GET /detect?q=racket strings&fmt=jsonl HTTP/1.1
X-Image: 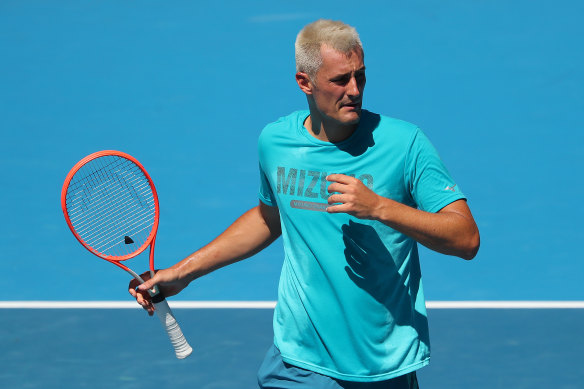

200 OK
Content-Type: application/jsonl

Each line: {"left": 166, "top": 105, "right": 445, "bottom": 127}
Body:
{"left": 93, "top": 211, "right": 154, "bottom": 254}
{"left": 70, "top": 157, "right": 125, "bottom": 212}
{"left": 69, "top": 175, "right": 152, "bottom": 234}
{"left": 78, "top": 157, "right": 154, "bottom": 256}
{"left": 70, "top": 159, "right": 154, "bottom": 257}
{"left": 65, "top": 156, "right": 156, "bottom": 258}
{"left": 68, "top": 174, "right": 148, "bottom": 220}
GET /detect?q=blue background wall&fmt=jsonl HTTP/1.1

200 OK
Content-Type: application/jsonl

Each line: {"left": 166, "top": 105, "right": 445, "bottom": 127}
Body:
{"left": 1, "top": 0, "right": 582, "bottom": 301}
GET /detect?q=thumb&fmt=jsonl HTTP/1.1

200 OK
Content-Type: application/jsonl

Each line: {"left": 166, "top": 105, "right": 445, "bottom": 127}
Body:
{"left": 138, "top": 275, "right": 158, "bottom": 291}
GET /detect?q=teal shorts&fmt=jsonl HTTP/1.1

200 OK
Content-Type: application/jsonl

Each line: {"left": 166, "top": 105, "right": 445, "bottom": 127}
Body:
{"left": 257, "top": 344, "right": 420, "bottom": 389}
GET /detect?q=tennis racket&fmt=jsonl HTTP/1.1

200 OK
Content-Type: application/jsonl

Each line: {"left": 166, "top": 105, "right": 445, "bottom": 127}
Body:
{"left": 61, "top": 150, "right": 193, "bottom": 359}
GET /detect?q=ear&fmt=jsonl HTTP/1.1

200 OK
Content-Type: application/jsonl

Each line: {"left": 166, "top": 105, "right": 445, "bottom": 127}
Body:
{"left": 295, "top": 72, "right": 313, "bottom": 95}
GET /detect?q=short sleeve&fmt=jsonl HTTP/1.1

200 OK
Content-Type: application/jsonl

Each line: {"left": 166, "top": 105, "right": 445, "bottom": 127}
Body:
{"left": 404, "top": 128, "right": 466, "bottom": 213}
{"left": 258, "top": 162, "right": 276, "bottom": 206}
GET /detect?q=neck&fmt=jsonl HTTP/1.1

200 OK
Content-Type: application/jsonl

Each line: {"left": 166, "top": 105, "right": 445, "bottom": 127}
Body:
{"left": 305, "top": 109, "right": 359, "bottom": 144}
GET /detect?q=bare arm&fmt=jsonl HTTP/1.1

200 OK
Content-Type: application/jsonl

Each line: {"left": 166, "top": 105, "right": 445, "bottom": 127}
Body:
{"left": 326, "top": 174, "right": 480, "bottom": 260}
{"left": 129, "top": 201, "right": 281, "bottom": 314}
{"left": 171, "top": 201, "right": 281, "bottom": 281}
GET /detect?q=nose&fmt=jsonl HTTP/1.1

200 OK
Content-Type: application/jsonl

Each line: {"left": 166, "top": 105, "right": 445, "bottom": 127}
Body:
{"left": 346, "top": 76, "right": 360, "bottom": 97}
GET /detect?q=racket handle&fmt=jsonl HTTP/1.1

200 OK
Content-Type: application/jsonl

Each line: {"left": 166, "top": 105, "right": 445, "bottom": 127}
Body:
{"left": 153, "top": 298, "right": 193, "bottom": 359}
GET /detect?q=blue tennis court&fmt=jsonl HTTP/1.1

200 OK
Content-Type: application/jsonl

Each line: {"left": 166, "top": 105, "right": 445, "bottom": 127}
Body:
{"left": 1, "top": 307, "right": 583, "bottom": 388}
{"left": 1, "top": 1, "right": 582, "bottom": 388}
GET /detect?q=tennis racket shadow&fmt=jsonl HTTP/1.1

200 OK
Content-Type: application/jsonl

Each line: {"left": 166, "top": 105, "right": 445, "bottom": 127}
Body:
{"left": 341, "top": 220, "right": 429, "bottom": 346}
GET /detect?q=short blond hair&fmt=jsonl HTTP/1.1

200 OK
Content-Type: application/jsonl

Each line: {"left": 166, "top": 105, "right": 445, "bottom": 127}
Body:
{"left": 295, "top": 19, "right": 363, "bottom": 81}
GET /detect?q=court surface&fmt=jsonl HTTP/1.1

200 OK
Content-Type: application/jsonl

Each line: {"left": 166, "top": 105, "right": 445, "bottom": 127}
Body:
{"left": 1, "top": 1, "right": 582, "bottom": 388}
{"left": 1, "top": 307, "right": 583, "bottom": 388}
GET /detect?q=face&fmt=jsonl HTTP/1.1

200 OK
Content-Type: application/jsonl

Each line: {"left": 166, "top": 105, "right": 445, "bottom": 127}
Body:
{"left": 303, "top": 44, "right": 366, "bottom": 126}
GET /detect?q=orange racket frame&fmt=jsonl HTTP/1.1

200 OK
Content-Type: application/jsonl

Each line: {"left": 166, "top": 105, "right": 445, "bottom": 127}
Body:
{"left": 61, "top": 150, "right": 160, "bottom": 275}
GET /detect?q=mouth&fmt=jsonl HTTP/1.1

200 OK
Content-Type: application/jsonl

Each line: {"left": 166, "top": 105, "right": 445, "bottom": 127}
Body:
{"left": 341, "top": 102, "right": 361, "bottom": 111}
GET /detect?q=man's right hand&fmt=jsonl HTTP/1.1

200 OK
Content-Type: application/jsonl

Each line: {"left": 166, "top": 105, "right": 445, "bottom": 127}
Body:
{"left": 128, "top": 268, "right": 190, "bottom": 316}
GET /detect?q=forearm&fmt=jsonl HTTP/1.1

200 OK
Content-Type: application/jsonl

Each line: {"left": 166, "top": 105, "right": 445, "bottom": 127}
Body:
{"left": 171, "top": 203, "right": 281, "bottom": 283}
{"left": 374, "top": 198, "right": 479, "bottom": 260}
{"left": 326, "top": 174, "right": 480, "bottom": 260}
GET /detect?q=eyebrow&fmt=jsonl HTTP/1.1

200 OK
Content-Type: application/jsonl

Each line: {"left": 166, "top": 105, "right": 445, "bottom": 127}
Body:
{"left": 331, "top": 66, "right": 366, "bottom": 79}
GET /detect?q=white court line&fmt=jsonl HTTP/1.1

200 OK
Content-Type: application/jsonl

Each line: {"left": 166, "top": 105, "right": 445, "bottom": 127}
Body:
{"left": 0, "top": 301, "right": 583, "bottom": 309}
{"left": 0, "top": 301, "right": 275, "bottom": 309}
{"left": 425, "top": 301, "right": 584, "bottom": 309}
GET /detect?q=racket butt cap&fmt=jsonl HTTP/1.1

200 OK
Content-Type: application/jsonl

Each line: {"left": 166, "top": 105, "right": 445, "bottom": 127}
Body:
{"left": 176, "top": 345, "right": 193, "bottom": 359}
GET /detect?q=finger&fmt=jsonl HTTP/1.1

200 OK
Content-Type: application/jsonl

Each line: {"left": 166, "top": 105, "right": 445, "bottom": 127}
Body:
{"left": 326, "top": 174, "right": 350, "bottom": 183}
{"left": 135, "top": 290, "right": 150, "bottom": 305}
{"left": 138, "top": 275, "right": 158, "bottom": 292}
{"left": 136, "top": 290, "right": 155, "bottom": 314}
{"left": 129, "top": 270, "right": 152, "bottom": 292}
{"left": 137, "top": 294, "right": 155, "bottom": 316}
{"left": 327, "top": 182, "right": 349, "bottom": 194}
{"left": 135, "top": 291, "right": 150, "bottom": 308}
{"left": 128, "top": 277, "right": 141, "bottom": 291}
{"left": 327, "top": 194, "right": 347, "bottom": 205}
{"left": 326, "top": 204, "right": 350, "bottom": 214}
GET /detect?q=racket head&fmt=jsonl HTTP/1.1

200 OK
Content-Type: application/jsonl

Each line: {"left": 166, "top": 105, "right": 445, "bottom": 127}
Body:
{"left": 61, "top": 150, "right": 159, "bottom": 263}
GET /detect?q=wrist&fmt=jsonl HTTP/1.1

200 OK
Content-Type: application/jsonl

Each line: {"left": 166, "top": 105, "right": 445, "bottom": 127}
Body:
{"left": 371, "top": 196, "right": 396, "bottom": 223}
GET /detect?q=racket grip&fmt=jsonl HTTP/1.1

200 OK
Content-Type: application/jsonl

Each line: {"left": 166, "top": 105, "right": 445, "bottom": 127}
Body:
{"left": 153, "top": 298, "right": 193, "bottom": 359}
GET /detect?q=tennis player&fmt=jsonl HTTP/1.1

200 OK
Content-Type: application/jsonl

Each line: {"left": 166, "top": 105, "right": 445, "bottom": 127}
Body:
{"left": 130, "top": 19, "right": 479, "bottom": 388}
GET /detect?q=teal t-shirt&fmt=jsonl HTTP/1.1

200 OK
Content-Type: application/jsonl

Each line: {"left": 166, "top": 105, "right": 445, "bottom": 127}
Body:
{"left": 258, "top": 110, "right": 465, "bottom": 382}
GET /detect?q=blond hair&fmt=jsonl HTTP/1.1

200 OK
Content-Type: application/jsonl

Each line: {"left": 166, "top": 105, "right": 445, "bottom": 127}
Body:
{"left": 295, "top": 19, "right": 363, "bottom": 81}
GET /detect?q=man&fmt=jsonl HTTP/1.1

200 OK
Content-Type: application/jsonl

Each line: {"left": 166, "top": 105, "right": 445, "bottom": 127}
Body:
{"left": 130, "top": 19, "right": 479, "bottom": 388}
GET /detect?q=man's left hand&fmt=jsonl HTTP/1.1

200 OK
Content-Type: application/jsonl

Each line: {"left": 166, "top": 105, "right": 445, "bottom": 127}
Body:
{"left": 326, "top": 174, "right": 381, "bottom": 219}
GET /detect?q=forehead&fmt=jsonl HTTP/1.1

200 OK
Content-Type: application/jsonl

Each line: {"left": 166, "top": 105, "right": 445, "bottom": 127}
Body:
{"left": 318, "top": 44, "right": 365, "bottom": 76}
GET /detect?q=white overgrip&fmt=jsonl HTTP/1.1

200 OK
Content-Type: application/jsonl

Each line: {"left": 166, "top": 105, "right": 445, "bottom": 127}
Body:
{"left": 153, "top": 299, "right": 193, "bottom": 359}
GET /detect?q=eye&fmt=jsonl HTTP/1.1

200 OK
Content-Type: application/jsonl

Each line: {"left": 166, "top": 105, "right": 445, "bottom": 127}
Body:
{"left": 331, "top": 76, "right": 350, "bottom": 86}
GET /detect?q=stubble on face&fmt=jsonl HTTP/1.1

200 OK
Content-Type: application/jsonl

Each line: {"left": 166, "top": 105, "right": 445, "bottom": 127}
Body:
{"left": 308, "top": 44, "right": 366, "bottom": 140}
